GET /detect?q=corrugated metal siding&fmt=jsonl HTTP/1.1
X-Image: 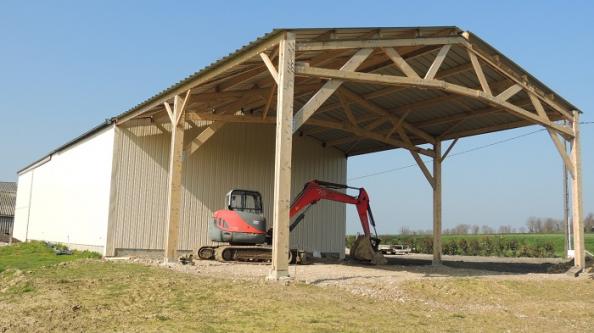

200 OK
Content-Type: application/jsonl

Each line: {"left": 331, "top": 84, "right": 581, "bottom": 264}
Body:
{"left": 0, "top": 216, "right": 13, "bottom": 236}
{"left": 0, "top": 182, "right": 16, "bottom": 217}
{"left": 107, "top": 123, "right": 346, "bottom": 256}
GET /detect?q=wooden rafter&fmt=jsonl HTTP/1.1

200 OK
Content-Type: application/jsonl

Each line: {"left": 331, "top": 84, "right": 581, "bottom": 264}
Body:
{"left": 467, "top": 49, "right": 491, "bottom": 95}
{"left": 117, "top": 33, "right": 284, "bottom": 124}
{"left": 294, "top": 64, "right": 574, "bottom": 138}
{"left": 185, "top": 122, "right": 225, "bottom": 154}
{"left": 292, "top": 48, "right": 373, "bottom": 133}
{"left": 185, "top": 112, "right": 434, "bottom": 157}
{"left": 496, "top": 84, "right": 522, "bottom": 102}
{"left": 339, "top": 88, "right": 435, "bottom": 144}
{"left": 466, "top": 46, "right": 572, "bottom": 120}
{"left": 295, "top": 36, "right": 466, "bottom": 51}
{"left": 424, "top": 44, "right": 451, "bottom": 80}
{"left": 382, "top": 47, "right": 420, "bottom": 78}
{"left": 337, "top": 91, "right": 358, "bottom": 126}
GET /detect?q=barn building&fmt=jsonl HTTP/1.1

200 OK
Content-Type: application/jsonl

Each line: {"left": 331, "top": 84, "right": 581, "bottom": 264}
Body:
{"left": 12, "top": 27, "right": 585, "bottom": 278}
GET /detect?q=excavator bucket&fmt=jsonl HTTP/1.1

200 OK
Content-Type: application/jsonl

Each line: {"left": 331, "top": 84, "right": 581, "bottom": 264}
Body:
{"left": 349, "top": 235, "right": 387, "bottom": 265}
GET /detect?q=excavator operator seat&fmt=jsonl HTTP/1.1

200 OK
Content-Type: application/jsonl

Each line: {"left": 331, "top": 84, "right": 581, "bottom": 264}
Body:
{"left": 226, "top": 189, "right": 263, "bottom": 214}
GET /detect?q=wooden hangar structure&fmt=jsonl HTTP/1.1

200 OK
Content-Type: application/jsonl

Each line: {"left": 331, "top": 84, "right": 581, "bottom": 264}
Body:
{"left": 115, "top": 27, "right": 585, "bottom": 279}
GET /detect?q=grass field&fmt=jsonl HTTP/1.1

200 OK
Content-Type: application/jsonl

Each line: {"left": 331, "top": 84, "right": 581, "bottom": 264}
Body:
{"left": 1, "top": 242, "right": 594, "bottom": 332}
{"left": 371, "top": 233, "right": 594, "bottom": 257}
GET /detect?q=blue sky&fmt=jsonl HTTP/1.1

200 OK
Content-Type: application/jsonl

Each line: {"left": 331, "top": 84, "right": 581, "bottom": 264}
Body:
{"left": 0, "top": 1, "right": 592, "bottom": 233}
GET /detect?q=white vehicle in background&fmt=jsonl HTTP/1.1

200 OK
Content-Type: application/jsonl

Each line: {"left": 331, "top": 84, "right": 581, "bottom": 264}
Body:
{"left": 378, "top": 244, "right": 411, "bottom": 255}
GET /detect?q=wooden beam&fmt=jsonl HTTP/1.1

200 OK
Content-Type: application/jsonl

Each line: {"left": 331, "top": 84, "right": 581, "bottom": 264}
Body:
{"left": 424, "top": 44, "right": 451, "bottom": 80}
{"left": 185, "top": 122, "right": 225, "bottom": 155}
{"left": 396, "top": 127, "right": 434, "bottom": 188}
{"left": 259, "top": 52, "right": 279, "bottom": 85}
{"left": 466, "top": 46, "right": 573, "bottom": 120}
{"left": 363, "top": 62, "right": 473, "bottom": 100}
{"left": 294, "top": 64, "right": 574, "bottom": 138}
{"left": 530, "top": 94, "right": 575, "bottom": 178}
{"left": 571, "top": 110, "right": 585, "bottom": 269}
{"left": 340, "top": 88, "right": 436, "bottom": 144}
{"left": 382, "top": 47, "right": 420, "bottom": 78}
{"left": 295, "top": 36, "right": 467, "bottom": 51}
{"left": 187, "top": 113, "right": 274, "bottom": 124}
{"left": 292, "top": 48, "right": 373, "bottom": 133}
{"left": 496, "top": 84, "right": 522, "bottom": 102}
{"left": 468, "top": 49, "right": 491, "bottom": 95}
{"left": 269, "top": 32, "right": 295, "bottom": 280}
{"left": 432, "top": 140, "right": 442, "bottom": 265}
{"left": 306, "top": 118, "right": 434, "bottom": 157}
{"left": 441, "top": 138, "right": 458, "bottom": 161}
{"left": 262, "top": 86, "right": 276, "bottom": 119}
{"left": 440, "top": 119, "right": 531, "bottom": 140}
{"left": 117, "top": 33, "right": 284, "bottom": 124}
{"left": 337, "top": 91, "right": 358, "bottom": 126}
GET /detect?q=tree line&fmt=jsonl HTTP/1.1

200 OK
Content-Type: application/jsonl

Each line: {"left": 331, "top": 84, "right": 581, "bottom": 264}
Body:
{"left": 398, "top": 213, "right": 594, "bottom": 235}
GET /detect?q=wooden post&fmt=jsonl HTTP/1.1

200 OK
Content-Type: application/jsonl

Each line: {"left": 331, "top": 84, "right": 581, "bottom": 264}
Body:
{"left": 164, "top": 94, "right": 189, "bottom": 262}
{"left": 570, "top": 111, "right": 585, "bottom": 269}
{"left": 563, "top": 132, "right": 570, "bottom": 256}
{"left": 268, "top": 32, "right": 295, "bottom": 280}
{"left": 432, "top": 141, "right": 442, "bottom": 265}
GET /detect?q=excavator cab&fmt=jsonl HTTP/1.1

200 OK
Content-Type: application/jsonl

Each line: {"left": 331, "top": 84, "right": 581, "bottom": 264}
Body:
{"left": 226, "top": 189, "right": 263, "bottom": 214}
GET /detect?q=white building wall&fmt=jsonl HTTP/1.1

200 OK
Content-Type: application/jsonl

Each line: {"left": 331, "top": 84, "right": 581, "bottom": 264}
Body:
{"left": 13, "top": 126, "right": 115, "bottom": 254}
{"left": 107, "top": 123, "right": 347, "bottom": 257}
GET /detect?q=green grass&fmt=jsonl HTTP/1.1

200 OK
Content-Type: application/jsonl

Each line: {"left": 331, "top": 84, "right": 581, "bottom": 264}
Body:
{"left": 0, "top": 241, "right": 101, "bottom": 273}
{"left": 1, "top": 241, "right": 593, "bottom": 332}
{"left": 367, "top": 233, "right": 594, "bottom": 257}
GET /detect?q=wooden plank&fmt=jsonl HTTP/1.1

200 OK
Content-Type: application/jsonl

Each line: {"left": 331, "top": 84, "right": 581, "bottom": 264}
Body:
{"left": 424, "top": 45, "right": 451, "bottom": 80}
{"left": 396, "top": 127, "right": 434, "bottom": 188}
{"left": 185, "top": 122, "right": 225, "bottom": 155}
{"left": 292, "top": 48, "right": 373, "bottom": 132}
{"left": 468, "top": 49, "right": 491, "bottom": 95}
{"left": 467, "top": 47, "right": 573, "bottom": 120}
{"left": 432, "top": 141, "right": 442, "bottom": 265}
{"left": 295, "top": 64, "right": 575, "bottom": 137}
{"left": 186, "top": 113, "right": 274, "bottom": 124}
{"left": 259, "top": 52, "right": 279, "bottom": 85}
{"left": 382, "top": 47, "right": 420, "bottom": 78}
{"left": 262, "top": 86, "right": 276, "bottom": 119}
{"left": 337, "top": 91, "right": 358, "bottom": 126}
{"left": 269, "top": 32, "right": 296, "bottom": 280}
{"left": 339, "top": 88, "right": 436, "bottom": 144}
{"left": 571, "top": 110, "right": 585, "bottom": 269}
{"left": 496, "top": 84, "right": 522, "bottom": 102}
{"left": 306, "top": 118, "right": 434, "bottom": 157}
{"left": 295, "top": 36, "right": 467, "bottom": 51}
{"left": 530, "top": 94, "right": 575, "bottom": 178}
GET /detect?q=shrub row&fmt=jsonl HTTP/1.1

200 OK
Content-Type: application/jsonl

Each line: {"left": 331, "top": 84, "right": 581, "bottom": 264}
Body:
{"left": 347, "top": 235, "right": 557, "bottom": 258}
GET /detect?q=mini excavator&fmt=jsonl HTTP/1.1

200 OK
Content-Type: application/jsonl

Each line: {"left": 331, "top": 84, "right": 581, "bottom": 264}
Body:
{"left": 197, "top": 180, "right": 385, "bottom": 264}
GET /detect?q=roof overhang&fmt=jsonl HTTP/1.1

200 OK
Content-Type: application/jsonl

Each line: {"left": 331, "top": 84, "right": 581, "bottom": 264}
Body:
{"left": 115, "top": 27, "right": 579, "bottom": 157}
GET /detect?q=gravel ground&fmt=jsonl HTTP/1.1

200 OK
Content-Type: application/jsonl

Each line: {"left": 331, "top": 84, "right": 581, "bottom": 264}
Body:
{"left": 124, "top": 254, "right": 586, "bottom": 300}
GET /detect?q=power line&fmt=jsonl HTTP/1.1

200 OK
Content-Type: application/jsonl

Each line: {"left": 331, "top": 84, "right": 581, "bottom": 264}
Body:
{"left": 349, "top": 121, "right": 593, "bottom": 181}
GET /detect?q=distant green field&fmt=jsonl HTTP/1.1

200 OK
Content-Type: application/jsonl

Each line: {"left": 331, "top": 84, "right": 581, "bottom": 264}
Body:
{"left": 348, "top": 233, "right": 594, "bottom": 258}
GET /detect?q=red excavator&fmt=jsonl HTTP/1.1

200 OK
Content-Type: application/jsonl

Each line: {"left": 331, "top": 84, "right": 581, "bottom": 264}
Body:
{"left": 197, "top": 180, "right": 385, "bottom": 264}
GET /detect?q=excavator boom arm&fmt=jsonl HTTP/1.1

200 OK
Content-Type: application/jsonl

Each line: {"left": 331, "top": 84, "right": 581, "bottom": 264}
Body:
{"left": 289, "top": 180, "right": 377, "bottom": 237}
